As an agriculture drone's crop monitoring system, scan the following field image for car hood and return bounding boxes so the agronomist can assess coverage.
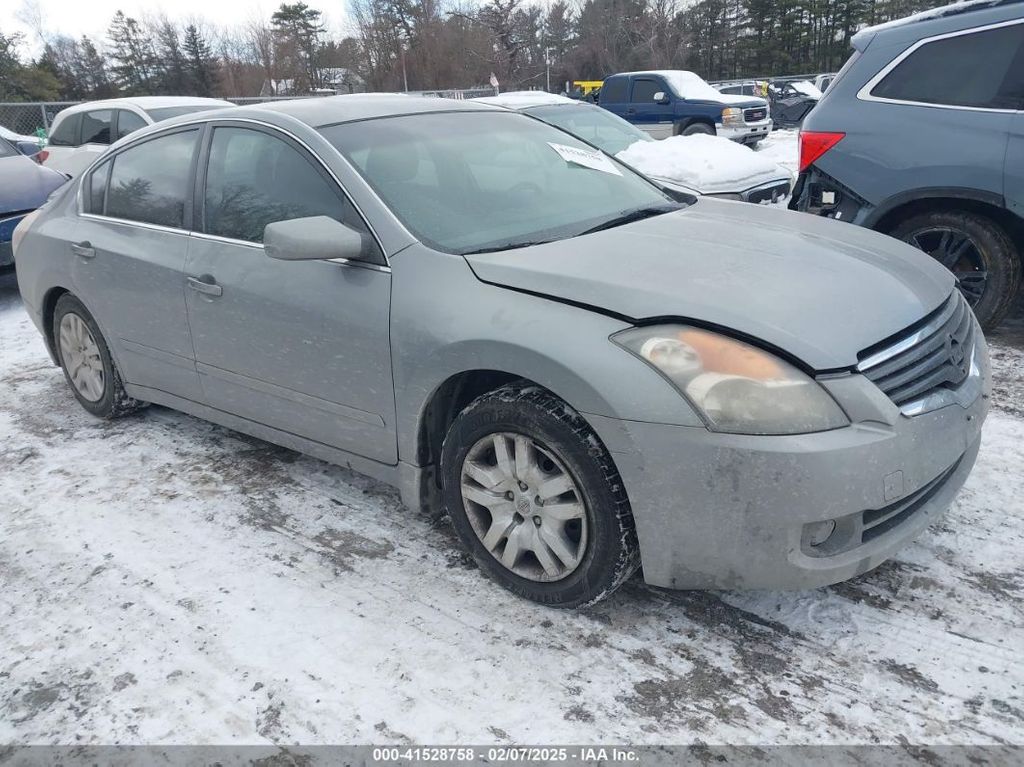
[465,200,954,371]
[0,155,66,213]
[702,95,767,108]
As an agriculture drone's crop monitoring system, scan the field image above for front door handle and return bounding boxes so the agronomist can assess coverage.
[70,241,95,259]
[187,275,223,297]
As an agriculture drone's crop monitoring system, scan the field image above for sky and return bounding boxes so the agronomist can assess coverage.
[1,0,352,57]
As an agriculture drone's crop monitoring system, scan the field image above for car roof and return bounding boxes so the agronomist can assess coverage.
[853,0,1023,48]
[235,93,497,128]
[58,96,234,116]
[474,91,579,110]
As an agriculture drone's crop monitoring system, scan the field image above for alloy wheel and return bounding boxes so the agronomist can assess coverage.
[903,226,988,306]
[460,432,588,582]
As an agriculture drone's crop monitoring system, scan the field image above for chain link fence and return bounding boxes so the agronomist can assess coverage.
[0,89,498,142]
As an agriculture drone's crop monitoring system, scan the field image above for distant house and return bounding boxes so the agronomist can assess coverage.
[260,68,365,97]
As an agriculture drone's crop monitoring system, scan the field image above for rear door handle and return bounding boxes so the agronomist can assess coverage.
[187,275,223,297]
[70,241,95,259]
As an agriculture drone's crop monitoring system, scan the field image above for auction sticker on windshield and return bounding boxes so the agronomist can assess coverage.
[547,142,623,176]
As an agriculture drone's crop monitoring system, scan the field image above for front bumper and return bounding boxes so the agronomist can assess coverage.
[588,342,990,590]
[718,119,772,144]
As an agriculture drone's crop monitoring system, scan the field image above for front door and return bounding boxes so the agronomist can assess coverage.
[630,77,674,139]
[184,124,397,464]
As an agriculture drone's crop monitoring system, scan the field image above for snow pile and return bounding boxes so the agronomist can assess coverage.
[617,133,789,193]
[789,81,823,99]
[476,91,576,109]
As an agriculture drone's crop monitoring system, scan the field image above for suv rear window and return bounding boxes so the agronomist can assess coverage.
[48,112,82,146]
[871,21,1024,109]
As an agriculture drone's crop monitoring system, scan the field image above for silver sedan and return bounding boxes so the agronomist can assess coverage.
[12,95,989,606]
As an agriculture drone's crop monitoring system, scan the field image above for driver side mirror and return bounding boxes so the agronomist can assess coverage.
[652,91,670,105]
[264,216,368,263]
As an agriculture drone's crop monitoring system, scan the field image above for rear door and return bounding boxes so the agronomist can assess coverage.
[72,126,203,400]
[629,76,674,139]
[183,122,397,463]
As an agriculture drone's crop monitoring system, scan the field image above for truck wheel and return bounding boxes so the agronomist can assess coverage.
[440,382,640,608]
[890,210,1021,330]
[681,122,714,136]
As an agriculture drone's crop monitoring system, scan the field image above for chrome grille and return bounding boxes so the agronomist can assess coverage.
[744,107,767,122]
[857,293,975,408]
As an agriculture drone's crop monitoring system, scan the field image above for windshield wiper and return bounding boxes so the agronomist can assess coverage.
[576,204,682,237]
[460,240,554,255]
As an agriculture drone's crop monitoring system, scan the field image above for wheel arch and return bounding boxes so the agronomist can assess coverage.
[674,116,716,135]
[40,285,71,363]
[869,190,1024,288]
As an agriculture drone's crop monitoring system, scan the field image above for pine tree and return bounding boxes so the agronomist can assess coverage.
[183,24,219,97]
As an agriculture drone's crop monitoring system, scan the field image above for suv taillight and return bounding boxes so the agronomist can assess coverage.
[33,149,49,165]
[798,131,844,173]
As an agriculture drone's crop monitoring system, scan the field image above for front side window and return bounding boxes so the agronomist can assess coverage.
[322,111,674,254]
[631,79,663,103]
[81,110,112,145]
[106,129,198,228]
[203,126,364,244]
[871,22,1024,109]
[115,110,147,141]
[48,112,82,147]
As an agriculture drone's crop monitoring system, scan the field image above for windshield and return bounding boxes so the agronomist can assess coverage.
[321,111,676,254]
[525,104,651,156]
[145,105,227,122]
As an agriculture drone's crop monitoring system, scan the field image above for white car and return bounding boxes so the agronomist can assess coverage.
[0,125,44,146]
[476,92,792,204]
[43,97,235,177]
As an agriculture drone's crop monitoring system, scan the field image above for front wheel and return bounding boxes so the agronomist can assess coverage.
[890,210,1021,330]
[440,383,639,608]
[680,122,715,136]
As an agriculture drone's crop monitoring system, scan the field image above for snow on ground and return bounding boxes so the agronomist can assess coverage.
[754,128,800,177]
[2,255,1024,744]
[618,134,786,193]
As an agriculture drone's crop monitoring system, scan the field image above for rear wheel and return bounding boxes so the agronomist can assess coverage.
[680,122,714,136]
[440,383,639,608]
[53,294,146,419]
[890,210,1021,330]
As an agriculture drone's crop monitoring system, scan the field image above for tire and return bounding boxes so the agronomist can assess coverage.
[440,382,640,608]
[890,210,1021,331]
[680,122,715,137]
[53,294,146,419]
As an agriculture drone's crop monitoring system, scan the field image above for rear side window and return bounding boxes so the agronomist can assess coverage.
[48,112,81,147]
[631,79,663,103]
[115,110,146,141]
[600,78,628,102]
[106,129,199,228]
[871,22,1024,109]
[81,110,112,145]
[203,126,364,244]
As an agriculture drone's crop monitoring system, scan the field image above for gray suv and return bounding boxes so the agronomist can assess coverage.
[791,1,1024,330]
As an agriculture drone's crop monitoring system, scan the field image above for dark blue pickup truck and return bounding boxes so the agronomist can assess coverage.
[597,70,772,145]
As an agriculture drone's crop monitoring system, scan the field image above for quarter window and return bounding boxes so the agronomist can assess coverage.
[81,110,112,145]
[115,110,147,141]
[48,112,81,147]
[106,129,199,228]
[85,161,110,214]
[871,22,1024,109]
[631,79,663,103]
[203,126,366,244]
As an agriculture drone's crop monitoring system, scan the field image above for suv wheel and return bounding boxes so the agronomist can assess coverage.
[891,210,1021,330]
[440,382,640,608]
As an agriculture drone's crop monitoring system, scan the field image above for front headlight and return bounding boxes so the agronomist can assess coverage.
[721,107,743,126]
[612,324,849,435]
